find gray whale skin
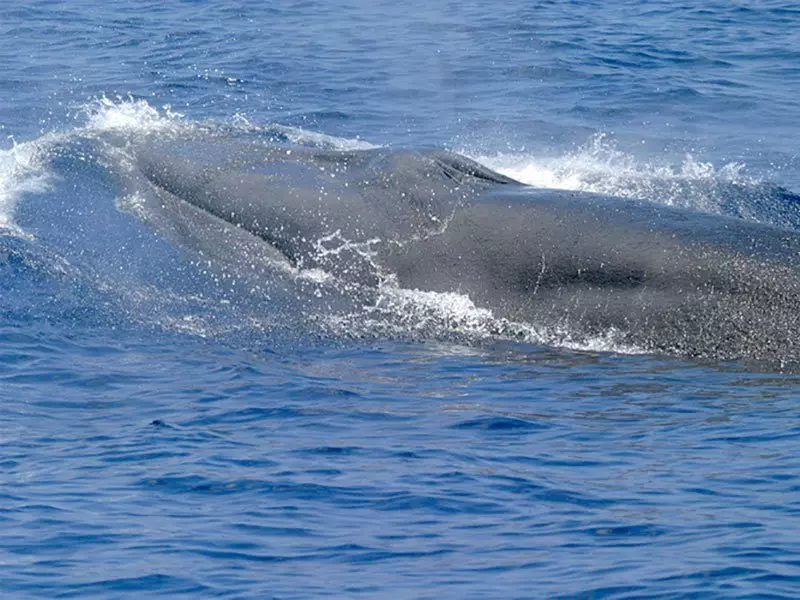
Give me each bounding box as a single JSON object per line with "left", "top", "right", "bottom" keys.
{"left": 135, "top": 142, "right": 800, "bottom": 364}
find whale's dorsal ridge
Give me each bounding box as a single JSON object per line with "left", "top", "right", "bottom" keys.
{"left": 430, "top": 150, "right": 521, "bottom": 186}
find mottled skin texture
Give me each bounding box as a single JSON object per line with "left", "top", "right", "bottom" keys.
{"left": 134, "top": 140, "right": 800, "bottom": 363}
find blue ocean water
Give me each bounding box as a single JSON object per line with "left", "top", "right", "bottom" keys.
{"left": 2, "top": 1, "right": 800, "bottom": 598}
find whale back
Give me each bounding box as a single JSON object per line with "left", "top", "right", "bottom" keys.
{"left": 132, "top": 140, "right": 800, "bottom": 362}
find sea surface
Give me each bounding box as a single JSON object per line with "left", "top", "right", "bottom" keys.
{"left": 2, "top": 1, "right": 800, "bottom": 598}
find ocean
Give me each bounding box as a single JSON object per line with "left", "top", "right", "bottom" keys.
{"left": 2, "top": 1, "right": 800, "bottom": 598}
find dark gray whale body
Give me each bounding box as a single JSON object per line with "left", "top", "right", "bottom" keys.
{"left": 133, "top": 140, "right": 800, "bottom": 363}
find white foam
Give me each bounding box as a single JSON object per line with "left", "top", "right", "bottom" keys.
{"left": 0, "top": 139, "right": 52, "bottom": 235}
{"left": 82, "top": 95, "right": 190, "bottom": 136}
{"left": 351, "top": 283, "right": 645, "bottom": 355}
{"left": 469, "top": 133, "right": 756, "bottom": 212}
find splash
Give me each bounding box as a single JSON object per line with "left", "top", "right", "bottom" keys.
{"left": 0, "top": 139, "right": 52, "bottom": 236}
{"left": 0, "top": 97, "right": 195, "bottom": 233}
{"left": 470, "top": 133, "right": 759, "bottom": 215}
{"left": 81, "top": 95, "right": 191, "bottom": 136}
{"left": 320, "top": 283, "right": 646, "bottom": 356}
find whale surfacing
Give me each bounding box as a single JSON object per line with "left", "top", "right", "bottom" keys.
{"left": 130, "top": 138, "right": 800, "bottom": 364}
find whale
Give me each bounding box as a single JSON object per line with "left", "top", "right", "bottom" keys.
{"left": 128, "top": 137, "right": 800, "bottom": 364}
